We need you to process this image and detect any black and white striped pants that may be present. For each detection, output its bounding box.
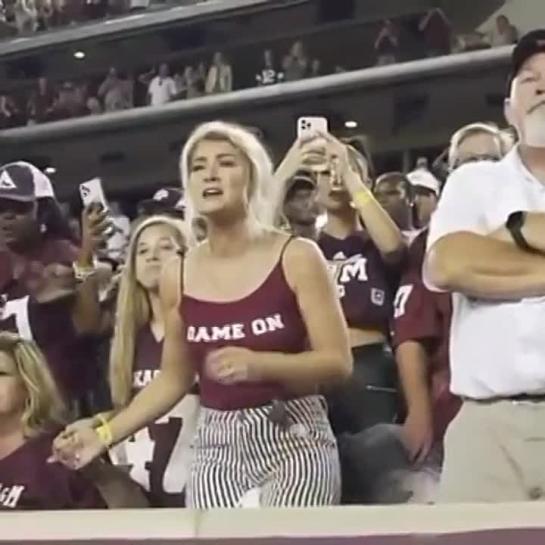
[187,395,341,508]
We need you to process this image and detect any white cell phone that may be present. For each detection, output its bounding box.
[79,178,108,210]
[297,116,329,139]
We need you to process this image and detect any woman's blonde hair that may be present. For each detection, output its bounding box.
[179,121,276,230]
[0,332,65,437]
[448,122,508,169]
[109,215,188,409]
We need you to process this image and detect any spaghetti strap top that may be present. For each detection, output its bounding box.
[180,237,308,410]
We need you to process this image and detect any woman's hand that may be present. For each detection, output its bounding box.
[50,426,107,471]
[205,347,262,384]
[274,134,327,183]
[320,132,370,198]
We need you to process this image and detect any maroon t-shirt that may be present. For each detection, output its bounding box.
[392,231,461,441]
[182,255,308,410]
[318,232,394,334]
[109,326,199,507]
[0,433,105,510]
[0,237,93,401]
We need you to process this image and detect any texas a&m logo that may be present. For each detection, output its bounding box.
[327,252,369,299]
[0,484,25,508]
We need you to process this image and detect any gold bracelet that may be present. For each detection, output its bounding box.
[95,423,114,448]
[352,189,374,209]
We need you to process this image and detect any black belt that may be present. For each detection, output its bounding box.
[467,394,545,404]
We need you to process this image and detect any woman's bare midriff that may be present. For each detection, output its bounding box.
[349,327,386,349]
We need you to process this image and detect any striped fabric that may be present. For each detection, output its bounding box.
[187,396,341,508]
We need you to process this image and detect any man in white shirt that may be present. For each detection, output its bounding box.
[425,30,545,503]
[148,63,177,107]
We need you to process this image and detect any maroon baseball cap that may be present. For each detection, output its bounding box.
[0,163,36,202]
[507,29,545,94]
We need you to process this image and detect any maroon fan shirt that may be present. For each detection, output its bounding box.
[0,433,105,510]
[109,326,199,507]
[392,231,461,441]
[0,237,94,401]
[318,232,395,334]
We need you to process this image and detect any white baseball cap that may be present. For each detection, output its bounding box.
[4,161,55,199]
[407,169,441,196]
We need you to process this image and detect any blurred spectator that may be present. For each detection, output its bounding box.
[374,172,418,241]
[98,68,133,112]
[173,68,185,97]
[281,169,320,239]
[0,162,107,408]
[374,19,400,66]
[0,94,21,129]
[104,201,130,262]
[448,122,507,171]
[282,40,309,81]
[13,0,37,33]
[86,96,102,115]
[27,77,56,123]
[182,65,204,99]
[47,82,87,121]
[418,8,452,57]
[255,49,284,86]
[310,58,322,78]
[407,165,440,228]
[205,52,233,94]
[147,63,177,106]
[489,15,518,47]
[35,0,53,29]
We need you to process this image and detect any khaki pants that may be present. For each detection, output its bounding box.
[439,400,545,503]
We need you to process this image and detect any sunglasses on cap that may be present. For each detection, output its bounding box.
[0,199,34,215]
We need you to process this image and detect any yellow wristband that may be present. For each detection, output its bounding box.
[96,412,109,428]
[352,190,374,209]
[95,423,113,448]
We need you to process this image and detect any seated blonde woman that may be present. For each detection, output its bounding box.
[0,332,146,510]
[60,216,200,507]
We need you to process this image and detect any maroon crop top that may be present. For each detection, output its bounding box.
[180,240,308,410]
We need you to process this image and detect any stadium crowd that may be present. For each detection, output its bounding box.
[0,0,207,36]
[1,26,545,510]
[0,10,519,129]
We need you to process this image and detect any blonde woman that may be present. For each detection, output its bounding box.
[53,121,351,508]
[68,216,200,507]
[0,332,146,510]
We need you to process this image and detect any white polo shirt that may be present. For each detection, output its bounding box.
[425,147,545,399]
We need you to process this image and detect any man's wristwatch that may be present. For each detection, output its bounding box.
[506,211,536,253]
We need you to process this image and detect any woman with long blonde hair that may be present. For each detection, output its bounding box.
[53,121,351,508]
[65,216,199,507]
[0,332,104,509]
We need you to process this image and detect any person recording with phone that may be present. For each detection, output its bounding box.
[0,162,109,413]
[275,129,405,502]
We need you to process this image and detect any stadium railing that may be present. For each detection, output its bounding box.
[1,502,545,544]
[0,45,513,147]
